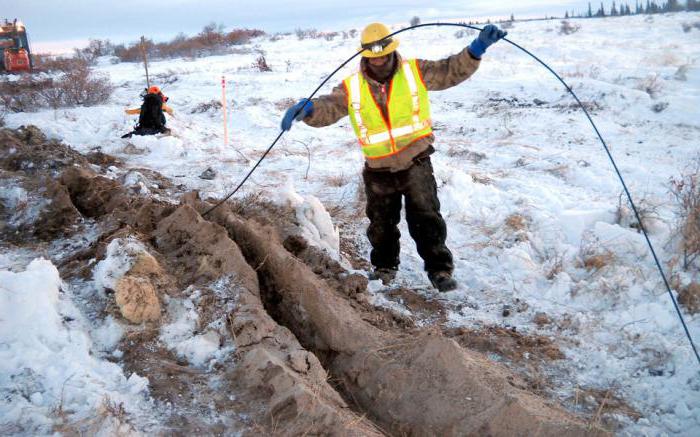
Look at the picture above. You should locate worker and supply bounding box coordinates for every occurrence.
[122,85,173,138]
[281,22,506,291]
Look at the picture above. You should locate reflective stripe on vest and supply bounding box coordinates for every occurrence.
[345,59,432,159]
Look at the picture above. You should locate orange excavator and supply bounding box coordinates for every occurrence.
[0,19,32,73]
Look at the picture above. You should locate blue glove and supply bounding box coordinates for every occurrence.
[468,24,507,59]
[281,99,314,131]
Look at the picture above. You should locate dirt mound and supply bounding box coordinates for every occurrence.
[0,176,82,242]
[61,167,130,217]
[145,203,382,435]
[445,325,565,362]
[283,233,368,296]
[204,201,605,436]
[154,205,258,287]
[0,125,90,174]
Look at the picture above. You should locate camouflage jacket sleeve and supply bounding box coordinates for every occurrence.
[303,82,349,128]
[416,47,481,91]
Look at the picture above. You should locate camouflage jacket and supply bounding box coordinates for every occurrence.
[303,47,480,171]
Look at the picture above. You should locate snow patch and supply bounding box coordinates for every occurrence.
[278,180,341,260]
[0,258,151,433]
[159,296,232,367]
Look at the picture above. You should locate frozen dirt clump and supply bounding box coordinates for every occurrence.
[61,167,130,218]
[0,176,82,243]
[0,125,90,175]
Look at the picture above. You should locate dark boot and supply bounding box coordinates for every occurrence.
[429,271,458,292]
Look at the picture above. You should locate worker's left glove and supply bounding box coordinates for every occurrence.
[468,24,507,59]
[281,99,313,131]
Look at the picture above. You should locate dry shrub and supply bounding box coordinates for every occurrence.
[74,39,115,64]
[446,145,485,162]
[544,251,564,280]
[678,283,700,314]
[152,69,179,85]
[0,65,113,112]
[275,97,296,112]
[114,26,264,62]
[578,235,615,272]
[559,20,581,35]
[53,396,134,435]
[505,213,527,231]
[583,252,615,271]
[226,28,264,44]
[0,78,51,111]
[670,160,700,270]
[615,191,661,233]
[470,173,493,185]
[295,28,319,40]
[253,55,272,72]
[190,99,223,114]
[32,54,89,73]
[56,65,114,106]
[325,174,351,187]
[635,74,663,97]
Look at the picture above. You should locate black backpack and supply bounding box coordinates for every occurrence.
[137,93,166,130]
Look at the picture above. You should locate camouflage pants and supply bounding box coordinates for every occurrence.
[362,157,454,274]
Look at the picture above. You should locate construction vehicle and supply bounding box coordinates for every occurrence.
[0,19,32,73]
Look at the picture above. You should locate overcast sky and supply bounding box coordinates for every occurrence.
[3,0,597,52]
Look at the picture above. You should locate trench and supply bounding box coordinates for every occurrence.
[233,236,376,428]
[208,206,602,436]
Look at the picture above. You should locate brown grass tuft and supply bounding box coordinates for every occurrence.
[678,282,700,314]
[505,213,527,231]
[670,160,700,270]
[582,252,615,271]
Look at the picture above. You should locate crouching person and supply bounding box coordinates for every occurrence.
[122,85,173,138]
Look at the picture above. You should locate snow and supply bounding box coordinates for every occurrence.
[0,259,153,434]
[159,292,235,368]
[93,237,147,292]
[278,180,342,260]
[2,11,700,435]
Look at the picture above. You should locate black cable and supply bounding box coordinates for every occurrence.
[201,22,700,365]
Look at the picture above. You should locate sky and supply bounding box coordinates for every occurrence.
[3,1,601,52]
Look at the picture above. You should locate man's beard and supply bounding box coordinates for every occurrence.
[367,53,396,82]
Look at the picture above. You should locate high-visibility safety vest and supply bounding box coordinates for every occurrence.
[344,59,432,160]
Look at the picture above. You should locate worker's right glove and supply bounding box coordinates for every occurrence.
[468,24,507,59]
[281,99,314,131]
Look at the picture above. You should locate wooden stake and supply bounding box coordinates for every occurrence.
[140,36,150,89]
[222,75,228,147]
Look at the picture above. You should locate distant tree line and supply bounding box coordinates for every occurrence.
[563,0,699,19]
[66,23,265,63]
[462,0,696,25]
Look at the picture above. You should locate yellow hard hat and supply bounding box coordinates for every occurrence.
[358,22,399,58]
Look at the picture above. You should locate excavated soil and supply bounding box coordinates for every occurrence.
[1,126,618,435]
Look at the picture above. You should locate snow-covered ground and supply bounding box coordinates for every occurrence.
[2,12,700,435]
